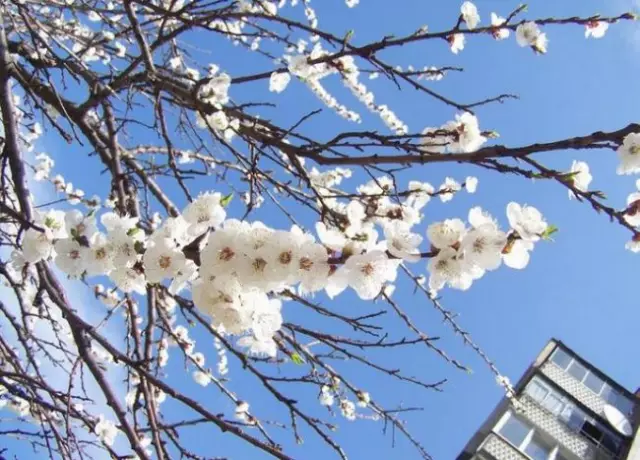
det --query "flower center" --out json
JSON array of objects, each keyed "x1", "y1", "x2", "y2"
[
  {"x1": 70, "y1": 250, "x2": 80, "y2": 260},
  {"x1": 299, "y1": 257, "x2": 313, "y2": 271},
  {"x1": 279, "y1": 251, "x2": 292, "y2": 265},
  {"x1": 360, "y1": 262, "x2": 375, "y2": 276},
  {"x1": 630, "y1": 145, "x2": 640, "y2": 155},
  {"x1": 473, "y1": 237, "x2": 486, "y2": 253},
  {"x1": 95, "y1": 248, "x2": 106, "y2": 260},
  {"x1": 219, "y1": 247, "x2": 235, "y2": 261},
  {"x1": 252, "y1": 258, "x2": 267, "y2": 273},
  {"x1": 158, "y1": 255, "x2": 172, "y2": 269}
]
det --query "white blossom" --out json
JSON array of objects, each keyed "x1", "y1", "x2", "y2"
[
  {"x1": 143, "y1": 239, "x2": 187, "y2": 284},
  {"x1": 183, "y1": 192, "x2": 227, "y2": 236},
  {"x1": 21, "y1": 228, "x2": 54, "y2": 263},
  {"x1": 585, "y1": 21, "x2": 608, "y2": 39},
  {"x1": 427, "y1": 219, "x2": 466, "y2": 249},
  {"x1": 502, "y1": 239, "x2": 534, "y2": 269},
  {"x1": 461, "y1": 2, "x2": 480, "y2": 29},
  {"x1": 442, "y1": 112, "x2": 486, "y2": 153},
  {"x1": 85, "y1": 233, "x2": 115, "y2": 276},
  {"x1": 427, "y1": 247, "x2": 472, "y2": 291},
  {"x1": 617, "y1": 133, "x2": 640, "y2": 175},
  {"x1": 465, "y1": 176, "x2": 478, "y2": 194},
  {"x1": 269, "y1": 71, "x2": 291, "y2": 93},
  {"x1": 340, "y1": 399, "x2": 357, "y2": 421},
  {"x1": 624, "y1": 180, "x2": 640, "y2": 227},
  {"x1": 384, "y1": 220, "x2": 423, "y2": 262},
  {"x1": 491, "y1": 13, "x2": 510, "y2": 40},
  {"x1": 34, "y1": 153, "x2": 54, "y2": 181},
  {"x1": 406, "y1": 181, "x2": 435, "y2": 210},
  {"x1": 66, "y1": 210, "x2": 97, "y2": 240},
  {"x1": 439, "y1": 177, "x2": 461, "y2": 202},
  {"x1": 567, "y1": 160, "x2": 592, "y2": 199},
  {"x1": 327, "y1": 250, "x2": 399, "y2": 300},
  {"x1": 94, "y1": 416, "x2": 118, "y2": 446},
  {"x1": 448, "y1": 33, "x2": 465, "y2": 54},
  {"x1": 319, "y1": 385, "x2": 335, "y2": 406},
  {"x1": 506, "y1": 202, "x2": 547, "y2": 242},
  {"x1": 461, "y1": 223, "x2": 507, "y2": 271},
  {"x1": 111, "y1": 267, "x2": 147, "y2": 294},
  {"x1": 54, "y1": 239, "x2": 86, "y2": 277},
  {"x1": 193, "y1": 371, "x2": 211, "y2": 386},
  {"x1": 516, "y1": 22, "x2": 548, "y2": 53}
]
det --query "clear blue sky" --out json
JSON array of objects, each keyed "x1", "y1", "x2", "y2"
[{"x1": 6, "y1": 0, "x2": 640, "y2": 459}]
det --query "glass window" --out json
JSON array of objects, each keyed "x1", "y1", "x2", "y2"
[
  {"x1": 580, "y1": 420, "x2": 604, "y2": 444},
  {"x1": 498, "y1": 414, "x2": 530, "y2": 448},
  {"x1": 584, "y1": 372, "x2": 605, "y2": 394},
  {"x1": 601, "y1": 384, "x2": 616, "y2": 404},
  {"x1": 616, "y1": 394, "x2": 635, "y2": 416},
  {"x1": 561, "y1": 405, "x2": 586, "y2": 431},
  {"x1": 524, "y1": 434, "x2": 552, "y2": 460},
  {"x1": 551, "y1": 347, "x2": 572, "y2": 370},
  {"x1": 567, "y1": 360, "x2": 588, "y2": 382},
  {"x1": 526, "y1": 379, "x2": 549, "y2": 403},
  {"x1": 541, "y1": 393, "x2": 564, "y2": 415},
  {"x1": 601, "y1": 432, "x2": 623, "y2": 455}
]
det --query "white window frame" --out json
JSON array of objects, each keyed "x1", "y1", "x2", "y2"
[{"x1": 494, "y1": 411, "x2": 564, "y2": 460}]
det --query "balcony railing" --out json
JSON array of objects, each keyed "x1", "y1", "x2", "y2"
[
  {"x1": 541, "y1": 361, "x2": 608, "y2": 418},
  {"x1": 478, "y1": 432, "x2": 527, "y2": 460}
]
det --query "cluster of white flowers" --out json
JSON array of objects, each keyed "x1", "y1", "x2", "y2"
[
  {"x1": 195, "y1": 68, "x2": 240, "y2": 142},
  {"x1": 14, "y1": 169, "x2": 538, "y2": 359},
  {"x1": 421, "y1": 112, "x2": 487, "y2": 154},
  {"x1": 427, "y1": 204, "x2": 547, "y2": 292}
]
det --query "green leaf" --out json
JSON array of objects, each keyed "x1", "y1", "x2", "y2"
[
  {"x1": 541, "y1": 224, "x2": 558, "y2": 241},
  {"x1": 127, "y1": 227, "x2": 141, "y2": 237},
  {"x1": 291, "y1": 353, "x2": 305, "y2": 365},
  {"x1": 221, "y1": 193, "x2": 233, "y2": 207}
]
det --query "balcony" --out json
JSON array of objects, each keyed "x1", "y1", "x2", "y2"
[
  {"x1": 518, "y1": 394, "x2": 614, "y2": 460},
  {"x1": 478, "y1": 432, "x2": 527, "y2": 460},
  {"x1": 541, "y1": 361, "x2": 607, "y2": 418}
]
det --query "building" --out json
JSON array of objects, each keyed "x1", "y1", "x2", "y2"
[{"x1": 458, "y1": 339, "x2": 639, "y2": 460}]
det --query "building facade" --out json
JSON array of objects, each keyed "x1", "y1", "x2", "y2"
[{"x1": 458, "y1": 339, "x2": 639, "y2": 460}]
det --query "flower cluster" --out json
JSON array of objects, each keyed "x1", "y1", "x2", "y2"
[
  {"x1": 427, "y1": 204, "x2": 548, "y2": 291},
  {"x1": 421, "y1": 112, "x2": 487, "y2": 154}
]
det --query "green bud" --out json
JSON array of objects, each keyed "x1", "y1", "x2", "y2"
[
  {"x1": 220, "y1": 193, "x2": 233, "y2": 207},
  {"x1": 541, "y1": 225, "x2": 558, "y2": 241},
  {"x1": 291, "y1": 353, "x2": 305, "y2": 365}
]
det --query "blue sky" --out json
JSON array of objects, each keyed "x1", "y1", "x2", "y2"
[{"x1": 5, "y1": 0, "x2": 640, "y2": 459}]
